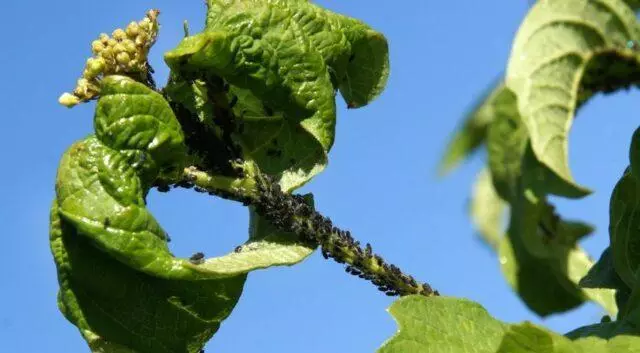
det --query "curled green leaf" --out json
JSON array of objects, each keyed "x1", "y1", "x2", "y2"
[
  {"x1": 50, "y1": 202, "x2": 246, "y2": 353},
  {"x1": 438, "y1": 79, "x2": 505, "y2": 175},
  {"x1": 486, "y1": 88, "x2": 590, "y2": 201},
  {"x1": 506, "y1": 0, "x2": 640, "y2": 189},
  {"x1": 52, "y1": 75, "x2": 318, "y2": 352},
  {"x1": 485, "y1": 87, "x2": 528, "y2": 201},
  {"x1": 165, "y1": 0, "x2": 389, "y2": 192},
  {"x1": 203, "y1": 0, "x2": 390, "y2": 109}
]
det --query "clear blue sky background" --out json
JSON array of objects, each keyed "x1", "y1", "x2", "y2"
[{"x1": 1, "y1": 1, "x2": 639, "y2": 352}]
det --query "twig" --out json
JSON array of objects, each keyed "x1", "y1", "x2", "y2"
[{"x1": 181, "y1": 165, "x2": 439, "y2": 297}]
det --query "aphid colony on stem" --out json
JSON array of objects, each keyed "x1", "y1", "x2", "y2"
[{"x1": 178, "y1": 166, "x2": 439, "y2": 298}]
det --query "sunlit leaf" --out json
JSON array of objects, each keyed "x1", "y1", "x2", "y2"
[
  {"x1": 506, "y1": 0, "x2": 640, "y2": 188},
  {"x1": 52, "y1": 76, "x2": 321, "y2": 353},
  {"x1": 379, "y1": 296, "x2": 637, "y2": 353}
]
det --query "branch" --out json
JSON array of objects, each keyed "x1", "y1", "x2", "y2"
[{"x1": 180, "y1": 164, "x2": 439, "y2": 297}]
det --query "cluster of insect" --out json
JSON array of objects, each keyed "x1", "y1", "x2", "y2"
[
  {"x1": 161, "y1": 157, "x2": 437, "y2": 297},
  {"x1": 250, "y1": 174, "x2": 438, "y2": 297}
]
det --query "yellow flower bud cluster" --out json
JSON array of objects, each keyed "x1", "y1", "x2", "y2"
[{"x1": 59, "y1": 10, "x2": 160, "y2": 108}]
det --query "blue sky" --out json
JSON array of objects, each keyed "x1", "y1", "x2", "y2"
[{"x1": 1, "y1": 1, "x2": 639, "y2": 352}]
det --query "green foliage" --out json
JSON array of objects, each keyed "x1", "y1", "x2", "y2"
[
  {"x1": 380, "y1": 296, "x2": 640, "y2": 353},
  {"x1": 439, "y1": 0, "x2": 640, "y2": 319},
  {"x1": 51, "y1": 1, "x2": 391, "y2": 352},
  {"x1": 430, "y1": 0, "x2": 640, "y2": 351},
  {"x1": 470, "y1": 168, "x2": 507, "y2": 250},
  {"x1": 439, "y1": 80, "x2": 505, "y2": 175},
  {"x1": 609, "y1": 170, "x2": 640, "y2": 289},
  {"x1": 379, "y1": 296, "x2": 508, "y2": 353},
  {"x1": 51, "y1": 0, "x2": 640, "y2": 352},
  {"x1": 164, "y1": 0, "x2": 388, "y2": 191},
  {"x1": 52, "y1": 76, "x2": 316, "y2": 352},
  {"x1": 505, "y1": 0, "x2": 640, "y2": 188}
]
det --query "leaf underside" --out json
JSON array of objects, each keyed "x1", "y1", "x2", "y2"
[{"x1": 506, "y1": 0, "x2": 640, "y2": 189}]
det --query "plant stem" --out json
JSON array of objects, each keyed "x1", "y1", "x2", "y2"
[{"x1": 182, "y1": 165, "x2": 439, "y2": 297}]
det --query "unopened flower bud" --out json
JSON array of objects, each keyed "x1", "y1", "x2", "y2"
[
  {"x1": 126, "y1": 22, "x2": 140, "y2": 37},
  {"x1": 86, "y1": 57, "x2": 105, "y2": 74},
  {"x1": 99, "y1": 33, "x2": 109, "y2": 44},
  {"x1": 84, "y1": 67, "x2": 100, "y2": 80},
  {"x1": 113, "y1": 43, "x2": 125, "y2": 53},
  {"x1": 91, "y1": 40, "x2": 105, "y2": 54},
  {"x1": 107, "y1": 38, "x2": 117, "y2": 48},
  {"x1": 74, "y1": 79, "x2": 91, "y2": 95},
  {"x1": 116, "y1": 52, "x2": 131, "y2": 65},
  {"x1": 135, "y1": 31, "x2": 149, "y2": 46},
  {"x1": 100, "y1": 47, "x2": 114, "y2": 60},
  {"x1": 112, "y1": 28, "x2": 127, "y2": 41},
  {"x1": 122, "y1": 39, "x2": 137, "y2": 53},
  {"x1": 139, "y1": 18, "x2": 152, "y2": 31},
  {"x1": 59, "y1": 93, "x2": 80, "y2": 107}
]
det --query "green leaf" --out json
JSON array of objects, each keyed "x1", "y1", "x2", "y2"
[
  {"x1": 57, "y1": 79, "x2": 297, "y2": 280},
  {"x1": 51, "y1": 202, "x2": 246, "y2": 353},
  {"x1": 499, "y1": 228, "x2": 586, "y2": 316},
  {"x1": 202, "y1": 0, "x2": 389, "y2": 109},
  {"x1": 609, "y1": 169, "x2": 640, "y2": 288},
  {"x1": 500, "y1": 226, "x2": 618, "y2": 317},
  {"x1": 378, "y1": 296, "x2": 508, "y2": 353},
  {"x1": 497, "y1": 323, "x2": 581, "y2": 353},
  {"x1": 486, "y1": 90, "x2": 590, "y2": 200},
  {"x1": 379, "y1": 296, "x2": 639, "y2": 353},
  {"x1": 438, "y1": 79, "x2": 505, "y2": 175},
  {"x1": 485, "y1": 87, "x2": 528, "y2": 201},
  {"x1": 166, "y1": 75, "x2": 330, "y2": 193},
  {"x1": 565, "y1": 321, "x2": 620, "y2": 341},
  {"x1": 498, "y1": 322, "x2": 640, "y2": 353},
  {"x1": 470, "y1": 168, "x2": 507, "y2": 250},
  {"x1": 506, "y1": 0, "x2": 640, "y2": 188},
  {"x1": 227, "y1": 85, "x2": 330, "y2": 192},
  {"x1": 52, "y1": 76, "x2": 320, "y2": 353},
  {"x1": 630, "y1": 126, "x2": 640, "y2": 180},
  {"x1": 210, "y1": 200, "x2": 317, "y2": 274},
  {"x1": 624, "y1": 0, "x2": 640, "y2": 10},
  {"x1": 95, "y1": 76, "x2": 188, "y2": 170},
  {"x1": 579, "y1": 247, "x2": 627, "y2": 290},
  {"x1": 564, "y1": 302, "x2": 640, "y2": 340},
  {"x1": 165, "y1": 1, "x2": 389, "y2": 191},
  {"x1": 481, "y1": 90, "x2": 611, "y2": 315},
  {"x1": 498, "y1": 188, "x2": 617, "y2": 316}
]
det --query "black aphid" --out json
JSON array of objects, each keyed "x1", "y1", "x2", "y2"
[{"x1": 189, "y1": 252, "x2": 205, "y2": 264}]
